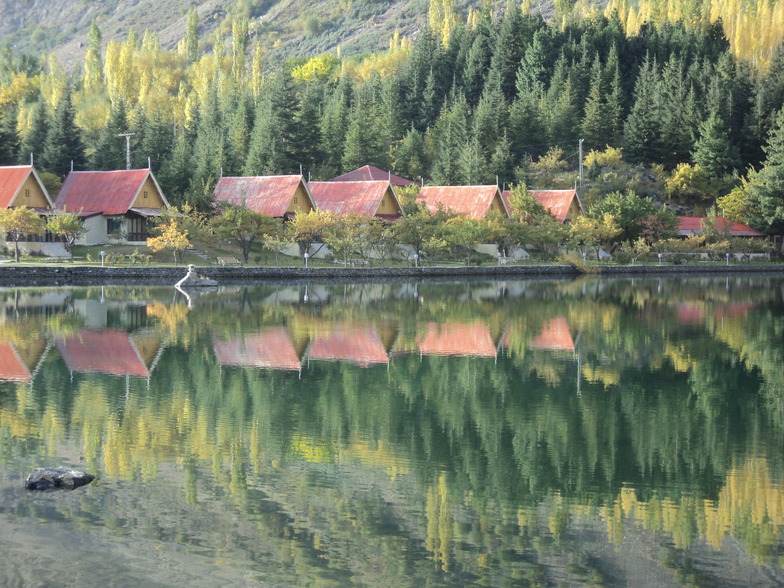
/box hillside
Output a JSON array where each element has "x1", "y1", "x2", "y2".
[{"x1": 0, "y1": 0, "x2": 498, "y2": 70}]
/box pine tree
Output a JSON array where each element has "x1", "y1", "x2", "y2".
[
  {"x1": 20, "y1": 100, "x2": 49, "y2": 164},
  {"x1": 462, "y1": 16, "x2": 493, "y2": 107},
  {"x1": 90, "y1": 100, "x2": 129, "y2": 170},
  {"x1": 581, "y1": 55, "x2": 608, "y2": 150},
  {"x1": 459, "y1": 133, "x2": 487, "y2": 185},
  {"x1": 393, "y1": 126, "x2": 427, "y2": 181},
  {"x1": 623, "y1": 55, "x2": 662, "y2": 163},
  {"x1": 489, "y1": 131, "x2": 515, "y2": 186},
  {"x1": 244, "y1": 73, "x2": 297, "y2": 175},
  {"x1": 473, "y1": 84, "x2": 508, "y2": 156},
  {"x1": 487, "y1": 2, "x2": 525, "y2": 100},
  {"x1": 692, "y1": 110, "x2": 740, "y2": 178},
  {"x1": 320, "y1": 78, "x2": 352, "y2": 175},
  {"x1": 0, "y1": 106, "x2": 19, "y2": 165},
  {"x1": 135, "y1": 107, "x2": 174, "y2": 172},
  {"x1": 42, "y1": 88, "x2": 86, "y2": 177},
  {"x1": 746, "y1": 108, "x2": 784, "y2": 233},
  {"x1": 431, "y1": 98, "x2": 468, "y2": 185}
]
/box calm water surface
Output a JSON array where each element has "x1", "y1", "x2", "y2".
[{"x1": 1, "y1": 277, "x2": 783, "y2": 586}]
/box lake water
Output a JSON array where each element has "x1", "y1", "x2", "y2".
[{"x1": 1, "y1": 276, "x2": 783, "y2": 587}]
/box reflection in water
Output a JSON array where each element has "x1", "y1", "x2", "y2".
[{"x1": 0, "y1": 278, "x2": 783, "y2": 586}]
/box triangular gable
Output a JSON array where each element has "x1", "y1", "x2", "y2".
[
  {"x1": 331, "y1": 165, "x2": 415, "y2": 187},
  {"x1": 0, "y1": 342, "x2": 32, "y2": 381},
  {"x1": 55, "y1": 169, "x2": 168, "y2": 216},
  {"x1": 0, "y1": 165, "x2": 54, "y2": 209},
  {"x1": 213, "y1": 175, "x2": 315, "y2": 217},
  {"x1": 309, "y1": 180, "x2": 403, "y2": 217},
  {"x1": 416, "y1": 185, "x2": 509, "y2": 219}
]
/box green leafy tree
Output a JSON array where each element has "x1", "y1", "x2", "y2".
[
  {"x1": 213, "y1": 204, "x2": 279, "y2": 264},
  {"x1": 46, "y1": 211, "x2": 86, "y2": 255},
  {"x1": 444, "y1": 215, "x2": 498, "y2": 265},
  {"x1": 285, "y1": 209, "x2": 335, "y2": 258},
  {"x1": 591, "y1": 190, "x2": 676, "y2": 244},
  {"x1": 323, "y1": 214, "x2": 366, "y2": 265},
  {"x1": 147, "y1": 214, "x2": 191, "y2": 266},
  {"x1": 0, "y1": 206, "x2": 45, "y2": 262}
]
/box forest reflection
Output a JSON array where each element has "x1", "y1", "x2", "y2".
[{"x1": 1, "y1": 277, "x2": 783, "y2": 584}]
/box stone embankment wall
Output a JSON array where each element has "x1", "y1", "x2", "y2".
[{"x1": 0, "y1": 263, "x2": 782, "y2": 285}]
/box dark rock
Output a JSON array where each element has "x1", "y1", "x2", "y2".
[{"x1": 24, "y1": 466, "x2": 95, "y2": 491}]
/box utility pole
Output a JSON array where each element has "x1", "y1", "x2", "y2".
[
  {"x1": 117, "y1": 133, "x2": 135, "y2": 170},
  {"x1": 578, "y1": 138, "x2": 584, "y2": 194}
]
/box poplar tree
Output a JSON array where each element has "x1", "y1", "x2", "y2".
[
  {"x1": 83, "y1": 21, "x2": 103, "y2": 91},
  {"x1": 185, "y1": 8, "x2": 200, "y2": 64}
]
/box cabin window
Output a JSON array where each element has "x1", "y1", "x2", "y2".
[
  {"x1": 143, "y1": 191, "x2": 149, "y2": 200},
  {"x1": 107, "y1": 218, "x2": 124, "y2": 235},
  {"x1": 24, "y1": 189, "x2": 30, "y2": 198},
  {"x1": 381, "y1": 200, "x2": 386, "y2": 208}
]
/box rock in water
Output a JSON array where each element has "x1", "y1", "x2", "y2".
[{"x1": 25, "y1": 466, "x2": 95, "y2": 491}]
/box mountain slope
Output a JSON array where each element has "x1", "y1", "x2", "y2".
[{"x1": 0, "y1": 0, "x2": 454, "y2": 70}]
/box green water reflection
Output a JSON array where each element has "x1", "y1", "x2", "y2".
[{"x1": 1, "y1": 277, "x2": 783, "y2": 586}]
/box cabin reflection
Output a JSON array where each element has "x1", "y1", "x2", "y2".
[
  {"x1": 56, "y1": 328, "x2": 163, "y2": 378},
  {"x1": 0, "y1": 337, "x2": 50, "y2": 381}
]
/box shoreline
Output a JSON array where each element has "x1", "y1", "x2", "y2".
[{"x1": 0, "y1": 263, "x2": 782, "y2": 286}]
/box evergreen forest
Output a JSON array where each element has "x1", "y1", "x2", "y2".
[{"x1": 4, "y1": 1, "x2": 784, "y2": 232}]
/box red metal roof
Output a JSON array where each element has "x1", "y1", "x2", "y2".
[
  {"x1": 331, "y1": 165, "x2": 414, "y2": 186},
  {"x1": 56, "y1": 328, "x2": 149, "y2": 377},
  {"x1": 677, "y1": 216, "x2": 766, "y2": 237},
  {"x1": 55, "y1": 169, "x2": 159, "y2": 216},
  {"x1": 416, "y1": 185, "x2": 507, "y2": 219},
  {"x1": 0, "y1": 342, "x2": 31, "y2": 381},
  {"x1": 531, "y1": 317, "x2": 575, "y2": 351},
  {"x1": 213, "y1": 175, "x2": 311, "y2": 217},
  {"x1": 501, "y1": 189, "x2": 579, "y2": 223},
  {"x1": 213, "y1": 328, "x2": 302, "y2": 371},
  {"x1": 307, "y1": 324, "x2": 389, "y2": 367},
  {"x1": 309, "y1": 180, "x2": 400, "y2": 217},
  {"x1": 0, "y1": 165, "x2": 33, "y2": 208},
  {"x1": 417, "y1": 321, "x2": 497, "y2": 357}
]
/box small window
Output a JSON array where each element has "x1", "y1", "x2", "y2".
[
  {"x1": 381, "y1": 200, "x2": 386, "y2": 208},
  {"x1": 293, "y1": 197, "x2": 299, "y2": 204},
  {"x1": 24, "y1": 189, "x2": 30, "y2": 198},
  {"x1": 143, "y1": 191, "x2": 149, "y2": 199}
]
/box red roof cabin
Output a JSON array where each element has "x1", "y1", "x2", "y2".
[
  {"x1": 677, "y1": 216, "x2": 766, "y2": 238},
  {"x1": 309, "y1": 180, "x2": 403, "y2": 220},
  {"x1": 501, "y1": 189, "x2": 583, "y2": 223},
  {"x1": 212, "y1": 175, "x2": 315, "y2": 218},
  {"x1": 55, "y1": 169, "x2": 169, "y2": 245},
  {"x1": 416, "y1": 185, "x2": 509, "y2": 219},
  {"x1": 331, "y1": 165, "x2": 415, "y2": 187},
  {"x1": 0, "y1": 165, "x2": 54, "y2": 210}
]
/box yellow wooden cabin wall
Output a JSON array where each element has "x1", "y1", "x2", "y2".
[
  {"x1": 286, "y1": 184, "x2": 314, "y2": 214},
  {"x1": 375, "y1": 187, "x2": 403, "y2": 216},
  {"x1": 130, "y1": 176, "x2": 166, "y2": 209},
  {"x1": 10, "y1": 174, "x2": 50, "y2": 208}
]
